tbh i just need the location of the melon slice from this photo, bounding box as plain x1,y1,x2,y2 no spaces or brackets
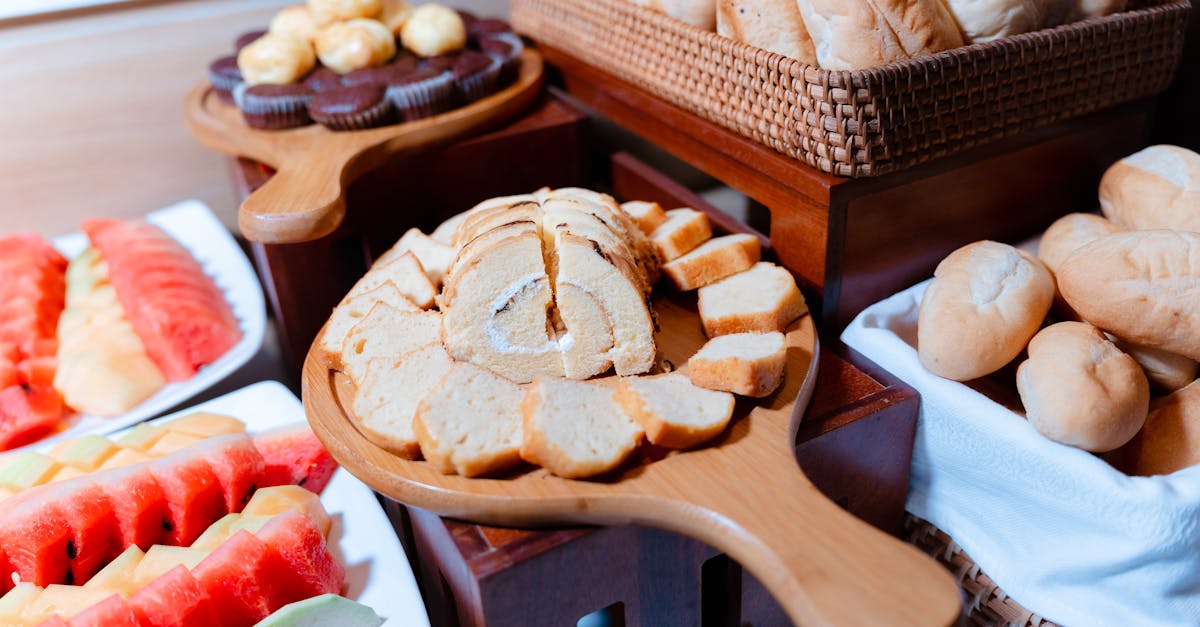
144,432,203,457
21,584,113,623
115,424,167,453
0,451,61,489
253,512,345,601
96,448,153,471
0,583,40,622
52,483,121,585
256,593,384,627
96,466,168,551
242,485,331,538
0,499,71,589
193,435,266,513
191,530,279,625
66,593,138,626
159,413,245,438
148,453,226,546
47,465,86,484
132,546,210,590
83,546,144,598
253,426,337,495
49,436,117,471
0,384,66,451
127,565,220,626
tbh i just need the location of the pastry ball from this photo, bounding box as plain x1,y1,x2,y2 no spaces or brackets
308,0,383,27
401,3,467,57
1017,322,1148,453
918,241,1054,381
237,32,317,85
269,5,319,44
378,0,413,34
316,18,397,74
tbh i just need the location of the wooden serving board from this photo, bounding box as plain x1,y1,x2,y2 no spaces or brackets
184,50,544,244
303,293,962,626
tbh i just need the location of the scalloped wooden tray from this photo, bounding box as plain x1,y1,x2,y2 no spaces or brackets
302,292,961,626
184,49,544,244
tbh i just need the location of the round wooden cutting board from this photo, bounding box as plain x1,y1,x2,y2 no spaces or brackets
303,293,962,626
184,50,545,244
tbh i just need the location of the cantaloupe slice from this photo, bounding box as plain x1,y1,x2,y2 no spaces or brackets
131,546,210,590
83,546,144,597
158,413,245,438
21,584,113,623
242,485,331,538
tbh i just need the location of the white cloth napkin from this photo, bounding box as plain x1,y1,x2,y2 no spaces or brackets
841,280,1200,627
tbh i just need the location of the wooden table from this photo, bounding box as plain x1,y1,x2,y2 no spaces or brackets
229,95,931,626
536,44,1158,329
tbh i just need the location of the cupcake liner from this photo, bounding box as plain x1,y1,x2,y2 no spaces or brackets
480,32,523,86
237,85,314,130
387,71,455,121
313,95,395,131
455,56,502,104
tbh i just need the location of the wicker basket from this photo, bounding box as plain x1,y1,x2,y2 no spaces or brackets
512,0,1190,177
904,515,1060,627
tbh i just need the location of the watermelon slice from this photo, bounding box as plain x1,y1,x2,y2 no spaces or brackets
50,483,121,586
192,435,265,512
253,511,345,601
148,453,227,546
0,385,66,451
82,220,240,381
65,593,138,626
191,530,279,625
96,466,168,551
0,498,71,590
254,426,338,494
126,565,220,626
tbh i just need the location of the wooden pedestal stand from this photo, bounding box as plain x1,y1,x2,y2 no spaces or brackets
228,96,942,626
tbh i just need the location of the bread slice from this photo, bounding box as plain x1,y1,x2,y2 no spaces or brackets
541,190,661,284
662,233,761,290
430,210,470,244
339,306,442,383
519,378,644,479
649,208,712,262
440,219,565,382
412,363,525,477
698,262,807,336
453,196,539,246
348,251,437,309
614,373,735,448
375,228,456,287
620,200,669,235
319,282,419,359
350,343,453,458
688,332,787,397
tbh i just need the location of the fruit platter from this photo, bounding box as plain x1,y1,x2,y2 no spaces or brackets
0,200,265,452
0,380,427,625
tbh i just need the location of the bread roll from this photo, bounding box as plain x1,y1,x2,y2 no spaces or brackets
1109,337,1198,393
717,0,817,65
1115,379,1200,476
1058,230,1200,361
1037,213,1122,274
796,0,965,70
1045,0,1127,26
942,0,1044,43
918,241,1054,381
631,0,717,30
1099,145,1200,233
1016,322,1148,452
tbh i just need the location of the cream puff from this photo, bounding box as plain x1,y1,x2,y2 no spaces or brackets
237,32,317,85
378,0,413,35
269,5,320,45
400,3,466,57
308,0,383,27
315,18,397,74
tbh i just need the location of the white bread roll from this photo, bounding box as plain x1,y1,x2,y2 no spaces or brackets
716,0,818,65
943,0,1044,43
1058,230,1200,361
630,0,717,30
1016,322,1148,452
918,241,1054,381
1037,213,1123,273
339,305,441,383
796,0,965,70
1045,0,1127,26
1099,145,1200,233
649,208,712,263
1115,378,1200,476
1109,337,1198,393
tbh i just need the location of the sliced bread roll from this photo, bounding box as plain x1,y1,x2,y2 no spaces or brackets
319,282,419,359
430,210,470,244
698,262,807,336
797,0,965,70
615,373,735,448
717,0,817,64
1058,230,1200,361
620,200,669,235
541,189,661,284
520,378,644,478
649,208,712,262
340,306,442,383
688,331,787,397
662,233,761,290
918,241,1054,381
412,362,525,477
347,251,437,309
441,218,565,382
1115,378,1200,477
1099,145,1200,233
351,343,454,458
375,228,456,287
1016,322,1149,453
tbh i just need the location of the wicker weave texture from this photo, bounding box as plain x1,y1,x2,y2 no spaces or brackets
512,0,1190,178
905,515,1059,627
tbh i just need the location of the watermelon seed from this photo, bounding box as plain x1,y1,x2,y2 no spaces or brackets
298,477,307,487
65,541,77,559
242,483,258,506
63,570,74,585
162,518,174,532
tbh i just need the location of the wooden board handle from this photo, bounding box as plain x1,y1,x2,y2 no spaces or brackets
237,149,351,243
657,460,962,627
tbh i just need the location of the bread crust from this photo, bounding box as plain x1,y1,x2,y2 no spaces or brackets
1099,145,1200,233
1114,378,1200,476
1016,321,1148,452
688,332,787,397
797,0,964,70
717,0,817,65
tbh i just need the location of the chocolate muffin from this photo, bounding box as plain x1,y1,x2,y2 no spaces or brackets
467,18,512,39
237,83,314,130
342,66,389,87
310,83,395,131
385,66,455,120
304,66,345,92
419,52,460,74
456,9,479,28
207,55,243,104
234,29,268,51
478,33,522,86
452,50,502,104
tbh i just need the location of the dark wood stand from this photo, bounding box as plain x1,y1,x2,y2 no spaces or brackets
537,44,1158,328
231,95,925,626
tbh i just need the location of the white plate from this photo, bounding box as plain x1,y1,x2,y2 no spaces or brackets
115,380,430,627
25,199,266,451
